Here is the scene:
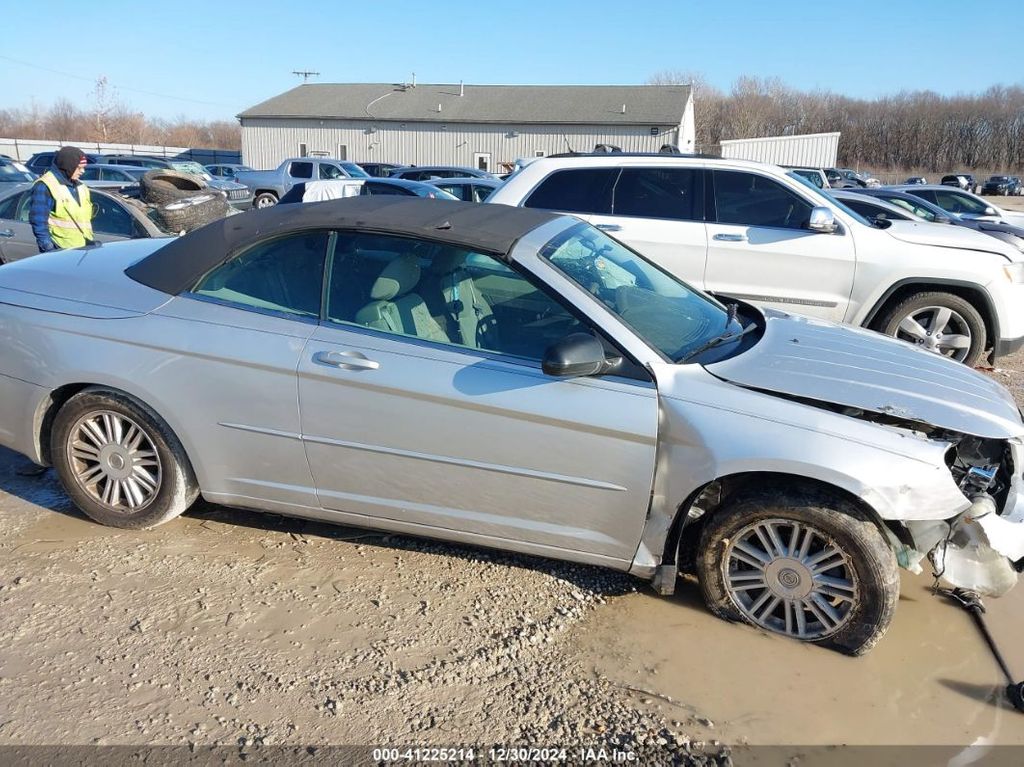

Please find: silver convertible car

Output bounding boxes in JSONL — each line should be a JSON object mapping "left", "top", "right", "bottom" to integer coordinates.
{"left": 2, "top": 197, "right": 1024, "bottom": 655}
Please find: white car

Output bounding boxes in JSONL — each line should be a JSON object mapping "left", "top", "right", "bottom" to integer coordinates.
{"left": 489, "top": 155, "right": 1024, "bottom": 367}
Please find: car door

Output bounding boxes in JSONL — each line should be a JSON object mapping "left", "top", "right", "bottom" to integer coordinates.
{"left": 704, "top": 169, "right": 855, "bottom": 322}
{"left": 157, "top": 230, "right": 332, "bottom": 509}
{"left": 296, "top": 232, "right": 658, "bottom": 562}
{"left": 590, "top": 166, "right": 708, "bottom": 286}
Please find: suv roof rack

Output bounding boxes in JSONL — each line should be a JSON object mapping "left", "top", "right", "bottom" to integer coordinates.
{"left": 547, "top": 151, "right": 722, "bottom": 159}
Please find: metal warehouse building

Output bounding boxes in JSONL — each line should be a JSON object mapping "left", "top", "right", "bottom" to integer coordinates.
{"left": 238, "top": 82, "right": 694, "bottom": 173}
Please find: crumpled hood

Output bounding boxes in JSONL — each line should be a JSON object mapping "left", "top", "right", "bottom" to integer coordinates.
{"left": 705, "top": 309, "right": 1024, "bottom": 439}
{"left": 883, "top": 220, "right": 1021, "bottom": 261}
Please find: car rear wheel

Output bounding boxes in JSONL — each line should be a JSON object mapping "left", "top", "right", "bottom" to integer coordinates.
{"left": 877, "top": 291, "right": 986, "bottom": 366}
{"left": 696, "top": 492, "right": 898, "bottom": 656}
{"left": 253, "top": 192, "right": 278, "bottom": 209}
{"left": 51, "top": 388, "right": 198, "bottom": 529}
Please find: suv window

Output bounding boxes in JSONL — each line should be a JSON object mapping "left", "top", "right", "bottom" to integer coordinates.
{"left": 192, "top": 231, "right": 329, "bottom": 318}
{"left": 289, "top": 162, "right": 314, "bottom": 179}
{"left": 524, "top": 168, "right": 617, "bottom": 215}
{"left": 612, "top": 168, "right": 700, "bottom": 221}
{"left": 325, "top": 233, "right": 586, "bottom": 361}
{"left": 712, "top": 171, "right": 813, "bottom": 230}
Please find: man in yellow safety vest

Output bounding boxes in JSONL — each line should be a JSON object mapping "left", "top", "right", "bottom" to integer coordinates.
{"left": 29, "top": 146, "right": 94, "bottom": 252}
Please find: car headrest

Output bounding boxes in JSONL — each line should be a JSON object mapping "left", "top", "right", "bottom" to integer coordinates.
{"left": 370, "top": 255, "right": 420, "bottom": 301}
{"left": 430, "top": 249, "right": 469, "bottom": 275}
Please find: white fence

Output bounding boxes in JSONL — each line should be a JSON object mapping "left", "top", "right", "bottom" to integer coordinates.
{"left": 720, "top": 132, "right": 840, "bottom": 168}
{"left": 0, "top": 137, "right": 241, "bottom": 165}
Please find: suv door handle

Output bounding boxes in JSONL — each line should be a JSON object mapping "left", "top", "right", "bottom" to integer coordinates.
{"left": 595, "top": 223, "right": 622, "bottom": 232}
{"left": 713, "top": 233, "right": 747, "bottom": 242}
{"left": 0, "top": 228, "right": 14, "bottom": 238}
{"left": 312, "top": 350, "right": 380, "bottom": 371}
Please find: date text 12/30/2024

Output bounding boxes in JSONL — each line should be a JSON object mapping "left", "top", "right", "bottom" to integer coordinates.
{"left": 372, "top": 747, "right": 638, "bottom": 762}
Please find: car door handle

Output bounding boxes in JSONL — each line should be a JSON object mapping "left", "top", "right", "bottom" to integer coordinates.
{"left": 595, "top": 223, "right": 622, "bottom": 232}
{"left": 0, "top": 228, "right": 14, "bottom": 238}
{"left": 713, "top": 233, "right": 747, "bottom": 242}
{"left": 312, "top": 350, "right": 380, "bottom": 371}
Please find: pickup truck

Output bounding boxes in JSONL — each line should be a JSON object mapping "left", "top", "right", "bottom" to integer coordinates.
{"left": 234, "top": 158, "right": 370, "bottom": 208}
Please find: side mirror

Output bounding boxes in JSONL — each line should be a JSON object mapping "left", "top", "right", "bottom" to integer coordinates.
{"left": 984, "top": 207, "right": 998, "bottom": 216}
{"left": 808, "top": 206, "right": 837, "bottom": 233}
{"left": 542, "top": 333, "right": 616, "bottom": 378}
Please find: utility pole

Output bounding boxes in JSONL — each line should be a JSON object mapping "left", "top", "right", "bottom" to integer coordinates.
{"left": 292, "top": 70, "right": 320, "bottom": 83}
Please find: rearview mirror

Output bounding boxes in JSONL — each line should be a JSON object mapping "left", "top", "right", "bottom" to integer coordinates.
{"left": 808, "top": 206, "right": 837, "bottom": 233}
{"left": 542, "top": 333, "right": 616, "bottom": 378}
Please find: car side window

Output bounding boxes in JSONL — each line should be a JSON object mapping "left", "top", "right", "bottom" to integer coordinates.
{"left": 192, "top": 231, "right": 329, "bottom": 319}
{"left": 612, "top": 168, "right": 701, "bottom": 221}
{"left": 80, "top": 167, "right": 101, "bottom": 180}
{"left": 713, "top": 171, "right": 813, "bottom": 230}
{"left": 319, "top": 164, "right": 344, "bottom": 180}
{"left": 473, "top": 185, "right": 494, "bottom": 202}
{"left": 289, "top": 162, "right": 314, "bottom": 179}
{"left": 0, "top": 190, "right": 29, "bottom": 221}
{"left": 91, "top": 196, "right": 136, "bottom": 237}
{"left": 523, "top": 168, "right": 617, "bottom": 214}
{"left": 325, "top": 233, "right": 585, "bottom": 361}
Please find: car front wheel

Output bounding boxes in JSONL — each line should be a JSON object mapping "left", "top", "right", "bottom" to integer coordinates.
{"left": 51, "top": 388, "right": 199, "bottom": 529}
{"left": 697, "top": 492, "right": 898, "bottom": 656}
{"left": 877, "top": 291, "right": 986, "bottom": 366}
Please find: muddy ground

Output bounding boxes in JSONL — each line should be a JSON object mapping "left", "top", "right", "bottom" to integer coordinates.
{"left": 3, "top": 201, "right": 1024, "bottom": 762}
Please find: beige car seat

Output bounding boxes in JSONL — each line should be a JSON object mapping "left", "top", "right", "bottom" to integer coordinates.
{"left": 355, "top": 255, "right": 449, "bottom": 343}
{"left": 427, "top": 251, "right": 498, "bottom": 349}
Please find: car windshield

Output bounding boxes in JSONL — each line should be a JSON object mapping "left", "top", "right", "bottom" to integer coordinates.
{"left": 170, "top": 161, "right": 209, "bottom": 177}
{"left": 540, "top": 221, "right": 734, "bottom": 362}
{"left": 989, "top": 176, "right": 1009, "bottom": 182}
{"left": 787, "top": 172, "right": 873, "bottom": 227}
{"left": 0, "top": 162, "right": 34, "bottom": 182}
{"left": 341, "top": 163, "right": 370, "bottom": 179}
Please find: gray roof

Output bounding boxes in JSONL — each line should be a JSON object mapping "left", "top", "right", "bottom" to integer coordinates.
{"left": 239, "top": 83, "right": 692, "bottom": 126}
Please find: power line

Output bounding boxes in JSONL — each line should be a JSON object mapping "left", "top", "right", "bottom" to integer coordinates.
{"left": 0, "top": 54, "right": 242, "bottom": 109}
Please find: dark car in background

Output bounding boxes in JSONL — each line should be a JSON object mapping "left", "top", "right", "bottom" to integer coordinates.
{"left": 982, "top": 176, "right": 1022, "bottom": 196}
{"left": 25, "top": 151, "right": 102, "bottom": 174}
{"left": 0, "top": 158, "right": 36, "bottom": 184}
{"left": 389, "top": 165, "right": 498, "bottom": 181}
{"left": 904, "top": 176, "right": 927, "bottom": 184}
{"left": 941, "top": 173, "right": 978, "bottom": 193}
{"left": 357, "top": 162, "right": 403, "bottom": 178}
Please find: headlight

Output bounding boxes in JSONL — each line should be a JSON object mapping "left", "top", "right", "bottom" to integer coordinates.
{"left": 1004, "top": 262, "right": 1024, "bottom": 282}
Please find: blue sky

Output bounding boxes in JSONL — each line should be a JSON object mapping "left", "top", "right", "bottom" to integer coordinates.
{"left": 2, "top": 0, "right": 1021, "bottom": 122}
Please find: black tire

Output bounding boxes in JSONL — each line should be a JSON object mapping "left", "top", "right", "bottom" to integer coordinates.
{"left": 253, "top": 191, "right": 278, "bottom": 209}
{"left": 140, "top": 170, "right": 207, "bottom": 206}
{"left": 50, "top": 388, "right": 198, "bottom": 530}
{"left": 155, "top": 193, "right": 231, "bottom": 233}
{"left": 877, "top": 291, "right": 987, "bottom": 366}
{"left": 696, "top": 490, "right": 898, "bottom": 656}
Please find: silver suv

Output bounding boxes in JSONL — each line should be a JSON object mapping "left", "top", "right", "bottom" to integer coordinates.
{"left": 489, "top": 154, "right": 1024, "bottom": 366}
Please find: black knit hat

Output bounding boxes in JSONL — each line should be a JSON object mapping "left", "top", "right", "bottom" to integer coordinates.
{"left": 54, "top": 146, "right": 86, "bottom": 178}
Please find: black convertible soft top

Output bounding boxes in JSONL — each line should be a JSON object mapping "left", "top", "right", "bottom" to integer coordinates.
{"left": 125, "top": 197, "right": 562, "bottom": 295}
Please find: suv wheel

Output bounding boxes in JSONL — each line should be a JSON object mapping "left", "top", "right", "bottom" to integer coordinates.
{"left": 696, "top": 492, "right": 898, "bottom": 656}
{"left": 877, "top": 291, "right": 986, "bottom": 366}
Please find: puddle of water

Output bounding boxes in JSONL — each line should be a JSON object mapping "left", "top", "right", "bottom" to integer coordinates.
{"left": 578, "top": 571, "right": 1024, "bottom": 745}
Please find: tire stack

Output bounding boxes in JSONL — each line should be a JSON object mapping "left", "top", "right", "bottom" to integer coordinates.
{"left": 140, "top": 170, "right": 231, "bottom": 234}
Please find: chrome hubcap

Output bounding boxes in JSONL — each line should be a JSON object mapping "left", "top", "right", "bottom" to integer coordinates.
{"left": 67, "top": 411, "right": 162, "bottom": 512}
{"left": 895, "top": 306, "right": 972, "bottom": 361}
{"left": 724, "top": 519, "right": 858, "bottom": 640}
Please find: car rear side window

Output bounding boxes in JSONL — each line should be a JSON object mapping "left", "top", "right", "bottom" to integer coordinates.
{"left": 523, "top": 168, "right": 617, "bottom": 214}
{"left": 289, "top": 162, "right": 314, "bottom": 179}
{"left": 192, "top": 231, "right": 329, "bottom": 319}
{"left": 91, "top": 197, "right": 136, "bottom": 237}
{"left": 612, "top": 168, "right": 701, "bottom": 221}
{"left": 713, "top": 171, "right": 813, "bottom": 230}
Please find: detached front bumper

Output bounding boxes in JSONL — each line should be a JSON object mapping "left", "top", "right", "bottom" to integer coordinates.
{"left": 905, "top": 492, "right": 1024, "bottom": 598}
